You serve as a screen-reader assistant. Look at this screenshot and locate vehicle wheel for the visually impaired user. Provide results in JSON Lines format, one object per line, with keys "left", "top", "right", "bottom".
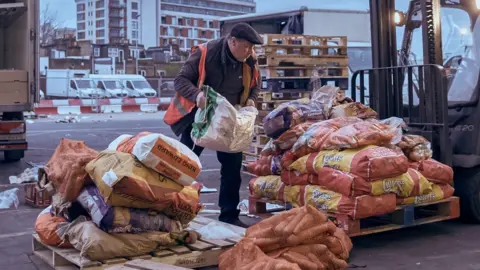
{"left": 3, "top": 111, "right": 24, "bottom": 121}
{"left": 4, "top": 150, "right": 24, "bottom": 162}
{"left": 455, "top": 167, "right": 480, "bottom": 223}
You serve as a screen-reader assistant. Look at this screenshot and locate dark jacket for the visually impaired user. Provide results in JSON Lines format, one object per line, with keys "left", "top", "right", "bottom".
{"left": 170, "top": 37, "right": 260, "bottom": 136}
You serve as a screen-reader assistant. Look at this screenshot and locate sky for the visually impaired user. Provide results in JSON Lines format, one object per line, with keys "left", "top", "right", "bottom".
{"left": 41, "top": 0, "right": 472, "bottom": 59}
{"left": 41, "top": 0, "right": 372, "bottom": 29}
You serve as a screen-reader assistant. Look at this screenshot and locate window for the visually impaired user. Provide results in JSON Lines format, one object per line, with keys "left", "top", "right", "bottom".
{"left": 96, "top": 20, "right": 104, "bottom": 28}
{"left": 178, "top": 18, "right": 184, "bottom": 25}
{"left": 172, "top": 17, "right": 177, "bottom": 25}
{"left": 188, "top": 29, "right": 192, "bottom": 37}
{"left": 77, "top": 32, "right": 85, "bottom": 39}
{"left": 96, "top": 39, "right": 105, "bottom": 44}
{"left": 132, "top": 21, "right": 138, "bottom": 30}
{"left": 132, "top": 2, "right": 138, "bottom": 10}
{"left": 168, "top": 27, "right": 174, "bottom": 36}
{"left": 132, "top": 30, "right": 138, "bottom": 39}
{"left": 193, "top": 28, "right": 197, "bottom": 38}
{"left": 70, "top": 80, "right": 77, "bottom": 90}
{"left": 96, "top": 29, "right": 105, "bottom": 37}
{"left": 161, "top": 16, "right": 166, "bottom": 24}
{"left": 77, "top": 13, "right": 85, "bottom": 21}
{"left": 96, "top": 0, "right": 104, "bottom": 8}
{"left": 132, "top": 11, "right": 138, "bottom": 19}
{"left": 193, "top": 19, "right": 198, "bottom": 27}
{"left": 96, "top": 10, "right": 104, "bottom": 17}
{"left": 77, "top": 22, "right": 85, "bottom": 30}
{"left": 93, "top": 47, "right": 100, "bottom": 57}
{"left": 193, "top": 40, "right": 198, "bottom": 46}
{"left": 77, "top": 3, "right": 85, "bottom": 11}
{"left": 126, "top": 81, "right": 134, "bottom": 89}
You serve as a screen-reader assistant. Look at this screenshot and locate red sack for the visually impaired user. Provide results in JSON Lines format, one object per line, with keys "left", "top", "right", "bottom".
{"left": 272, "top": 122, "right": 315, "bottom": 151}
{"left": 409, "top": 159, "right": 453, "bottom": 185}
{"left": 291, "top": 117, "right": 362, "bottom": 157}
{"left": 397, "top": 184, "right": 455, "bottom": 205}
{"left": 322, "top": 120, "right": 397, "bottom": 150}
{"left": 35, "top": 206, "right": 72, "bottom": 248}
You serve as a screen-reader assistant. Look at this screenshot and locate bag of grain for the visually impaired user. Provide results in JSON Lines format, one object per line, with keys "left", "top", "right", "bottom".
{"left": 397, "top": 184, "right": 455, "bottom": 205}
{"left": 284, "top": 185, "right": 397, "bottom": 220}
{"left": 249, "top": 176, "right": 285, "bottom": 202}
{"left": 289, "top": 145, "right": 409, "bottom": 181}
{"left": 85, "top": 151, "right": 201, "bottom": 225}
{"left": 409, "top": 159, "right": 454, "bottom": 185}
{"left": 108, "top": 132, "right": 202, "bottom": 186}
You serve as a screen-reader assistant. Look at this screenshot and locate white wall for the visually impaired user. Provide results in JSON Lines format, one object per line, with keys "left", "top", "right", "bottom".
{"left": 303, "top": 10, "right": 371, "bottom": 43}
{"left": 140, "top": 0, "right": 158, "bottom": 48}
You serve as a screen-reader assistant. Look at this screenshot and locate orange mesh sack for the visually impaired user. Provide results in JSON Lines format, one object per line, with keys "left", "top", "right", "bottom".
{"left": 397, "top": 184, "right": 455, "bottom": 205}
{"left": 245, "top": 205, "right": 339, "bottom": 252}
{"left": 108, "top": 132, "right": 202, "bottom": 186}
{"left": 267, "top": 244, "right": 349, "bottom": 270}
{"left": 249, "top": 176, "right": 285, "bottom": 201}
{"left": 35, "top": 206, "right": 72, "bottom": 248}
{"left": 330, "top": 102, "right": 378, "bottom": 119}
{"left": 85, "top": 151, "right": 201, "bottom": 225}
{"left": 247, "top": 155, "right": 273, "bottom": 176}
{"left": 285, "top": 185, "right": 397, "bottom": 220}
{"left": 218, "top": 238, "right": 301, "bottom": 270}
{"left": 322, "top": 120, "right": 398, "bottom": 150}
{"left": 272, "top": 121, "right": 315, "bottom": 151}
{"left": 409, "top": 159, "right": 454, "bottom": 185}
{"left": 44, "top": 138, "right": 99, "bottom": 204}
{"left": 291, "top": 117, "right": 362, "bottom": 157}
{"left": 289, "top": 145, "right": 409, "bottom": 181}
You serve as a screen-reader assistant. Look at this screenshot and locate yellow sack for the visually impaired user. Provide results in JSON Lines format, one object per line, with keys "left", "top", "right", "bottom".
{"left": 289, "top": 145, "right": 409, "bottom": 181}
{"left": 285, "top": 185, "right": 397, "bottom": 219}
{"left": 370, "top": 168, "right": 433, "bottom": 197}
{"left": 248, "top": 176, "right": 285, "bottom": 201}
{"left": 85, "top": 151, "right": 202, "bottom": 225}
{"left": 397, "top": 184, "right": 455, "bottom": 205}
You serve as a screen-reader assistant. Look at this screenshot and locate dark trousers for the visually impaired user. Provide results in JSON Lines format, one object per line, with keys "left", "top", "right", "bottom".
{"left": 180, "top": 125, "right": 243, "bottom": 222}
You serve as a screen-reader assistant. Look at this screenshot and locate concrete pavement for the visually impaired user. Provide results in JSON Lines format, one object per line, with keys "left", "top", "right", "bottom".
{"left": 0, "top": 112, "right": 479, "bottom": 270}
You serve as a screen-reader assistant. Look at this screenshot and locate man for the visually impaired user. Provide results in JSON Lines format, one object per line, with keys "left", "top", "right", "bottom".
{"left": 164, "top": 23, "right": 263, "bottom": 227}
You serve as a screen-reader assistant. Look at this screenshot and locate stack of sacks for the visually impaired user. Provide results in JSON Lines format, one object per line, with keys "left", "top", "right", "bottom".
{"left": 219, "top": 205, "right": 352, "bottom": 270}
{"left": 34, "top": 134, "right": 204, "bottom": 261}
{"left": 249, "top": 88, "right": 456, "bottom": 220}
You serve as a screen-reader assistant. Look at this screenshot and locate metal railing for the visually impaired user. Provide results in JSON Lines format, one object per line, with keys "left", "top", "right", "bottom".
{"left": 351, "top": 64, "right": 452, "bottom": 166}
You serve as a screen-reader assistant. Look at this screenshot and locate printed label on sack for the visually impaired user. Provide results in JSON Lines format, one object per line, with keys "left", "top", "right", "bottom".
{"left": 151, "top": 138, "right": 199, "bottom": 178}
{"left": 253, "top": 176, "right": 282, "bottom": 200}
{"left": 102, "top": 170, "right": 119, "bottom": 187}
{"left": 304, "top": 186, "right": 342, "bottom": 212}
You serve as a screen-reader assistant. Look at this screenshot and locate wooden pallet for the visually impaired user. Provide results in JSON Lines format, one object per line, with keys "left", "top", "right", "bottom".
{"left": 261, "top": 77, "right": 349, "bottom": 91}
{"left": 260, "top": 34, "right": 347, "bottom": 47}
{"left": 258, "top": 55, "right": 349, "bottom": 67}
{"left": 259, "top": 66, "right": 349, "bottom": 79}
{"left": 248, "top": 196, "right": 460, "bottom": 237}
{"left": 252, "top": 133, "right": 269, "bottom": 146}
{"left": 255, "top": 45, "right": 346, "bottom": 58}
{"left": 32, "top": 216, "right": 245, "bottom": 270}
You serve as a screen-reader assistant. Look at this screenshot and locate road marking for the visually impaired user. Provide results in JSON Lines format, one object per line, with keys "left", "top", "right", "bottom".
{"left": 0, "top": 230, "right": 35, "bottom": 239}
{"left": 202, "top": 168, "right": 220, "bottom": 172}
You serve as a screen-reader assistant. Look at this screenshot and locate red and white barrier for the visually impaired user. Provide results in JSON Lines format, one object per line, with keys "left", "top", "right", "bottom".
{"left": 34, "top": 98, "right": 172, "bottom": 115}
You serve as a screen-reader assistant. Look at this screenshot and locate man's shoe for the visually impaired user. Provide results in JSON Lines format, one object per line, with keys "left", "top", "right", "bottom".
{"left": 220, "top": 218, "right": 249, "bottom": 228}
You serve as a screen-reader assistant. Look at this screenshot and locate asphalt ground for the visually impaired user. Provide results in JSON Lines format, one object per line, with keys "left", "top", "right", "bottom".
{"left": 0, "top": 112, "right": 479, "bottom": 270}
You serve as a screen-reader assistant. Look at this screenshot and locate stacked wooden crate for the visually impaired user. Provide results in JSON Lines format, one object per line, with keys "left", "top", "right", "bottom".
{"left": 243, "top": 34, "right": 349, "bottom": 171}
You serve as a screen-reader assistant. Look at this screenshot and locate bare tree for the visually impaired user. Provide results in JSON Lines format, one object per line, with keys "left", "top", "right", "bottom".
{"left": 40, "top": 3, "right": 65, "bottom": 45}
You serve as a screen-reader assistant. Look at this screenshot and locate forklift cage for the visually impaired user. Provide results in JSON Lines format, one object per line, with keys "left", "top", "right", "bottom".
{"left": 351, "top": 64, "right": 452, "bottom": 166}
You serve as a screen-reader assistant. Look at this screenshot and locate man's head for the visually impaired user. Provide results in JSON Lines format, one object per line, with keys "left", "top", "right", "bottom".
{"left": 228, "top": 23, "right": 263, "bottom": 62}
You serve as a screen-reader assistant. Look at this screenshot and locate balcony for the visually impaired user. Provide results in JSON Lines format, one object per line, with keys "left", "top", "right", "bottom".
{"left": 110, "top": 37, "right": 129, "bottom": 45}
{"left": 109, "top": 11, "right": 123, "bottom": 18}
{"left": 109, "top": 22, "right": 124, "bottom": 28}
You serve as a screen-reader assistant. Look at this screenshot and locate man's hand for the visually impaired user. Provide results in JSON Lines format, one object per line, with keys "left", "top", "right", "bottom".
{"left": 196, "top": 91, "right": 206, "bottom": 109}
{"left": 246, "top": 99, "right": 255, "bottom": 107}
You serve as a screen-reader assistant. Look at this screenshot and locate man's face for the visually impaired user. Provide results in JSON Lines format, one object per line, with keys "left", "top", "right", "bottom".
{"left": 229, "top": 37, "right": 254, "bottom": 62}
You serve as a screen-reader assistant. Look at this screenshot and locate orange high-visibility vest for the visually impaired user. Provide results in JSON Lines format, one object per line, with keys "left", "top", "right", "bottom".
{"left": 164, "top": 43, "right": 260, "bottom": 126}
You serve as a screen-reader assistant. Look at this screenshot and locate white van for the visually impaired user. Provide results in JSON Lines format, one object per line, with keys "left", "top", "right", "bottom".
{"left": 89, "top": 75, "right": 130, "bottom": 98}
{"left": 106, "top": 75, "right": 157, "bottom": 97}
{"left": 46, "top": 69, "right": 106, "bottom": 99}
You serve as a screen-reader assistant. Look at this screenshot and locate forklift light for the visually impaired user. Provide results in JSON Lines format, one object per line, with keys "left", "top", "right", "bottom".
{"left": 394, "top": 10, "right": 406, "bottom": 27}
{"left": 460, "top": 28, "right": 469, "bottom": 35}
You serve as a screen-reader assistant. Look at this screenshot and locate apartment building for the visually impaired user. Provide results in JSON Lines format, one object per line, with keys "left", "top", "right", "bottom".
{"left": 75, "top": 0, "right": 154, "bottom": 46}
{"left": 158, "top": 0, "right": 256, "bottom": 50}
{"left": 75, "top": 0, "right": 256, "bottom": 51}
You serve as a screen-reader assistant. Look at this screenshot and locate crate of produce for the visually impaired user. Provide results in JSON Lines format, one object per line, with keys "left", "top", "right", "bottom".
{"left": 24, "top": 183, "right": 51, "bottom": 208}
{"left": 33, "top": 216, "right": 245, "bottom": 270}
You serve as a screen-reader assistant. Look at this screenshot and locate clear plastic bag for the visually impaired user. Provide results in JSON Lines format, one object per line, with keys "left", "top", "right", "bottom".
{"left": 0, "top": 188, "right": 19, "bottom": 209}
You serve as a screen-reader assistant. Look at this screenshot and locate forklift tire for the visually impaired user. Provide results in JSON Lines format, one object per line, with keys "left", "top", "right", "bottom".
{"left": 455, "top": 168, "right": 480, "bottom": 223}
{"left": 4, "top": 150, "right": 24, "bottom": 162}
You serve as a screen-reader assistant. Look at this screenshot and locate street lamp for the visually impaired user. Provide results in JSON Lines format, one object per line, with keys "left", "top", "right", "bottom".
{"left": 134, "top": 13, "right": 141, "bottom": 75}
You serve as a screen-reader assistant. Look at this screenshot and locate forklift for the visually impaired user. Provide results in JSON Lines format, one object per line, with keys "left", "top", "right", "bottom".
{"left": 352, "top": 0, "right": 480, "bottom": 222}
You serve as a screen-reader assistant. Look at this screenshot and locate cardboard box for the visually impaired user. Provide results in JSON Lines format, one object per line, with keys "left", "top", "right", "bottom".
{"left": 0, "top": 70, "right": 28, "bottom": 105}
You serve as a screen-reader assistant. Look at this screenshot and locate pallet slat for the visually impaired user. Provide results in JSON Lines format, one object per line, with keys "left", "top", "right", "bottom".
{"left": 248, "top": 196, "right": 460, "bottom": 237}
{"left": 33, "top": 216, "right": 245, "bottom": 270}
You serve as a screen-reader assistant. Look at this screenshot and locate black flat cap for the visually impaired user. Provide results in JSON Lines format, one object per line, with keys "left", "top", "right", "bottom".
{"left": 230, "top": 22, "right": 263, "bottom": 45}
